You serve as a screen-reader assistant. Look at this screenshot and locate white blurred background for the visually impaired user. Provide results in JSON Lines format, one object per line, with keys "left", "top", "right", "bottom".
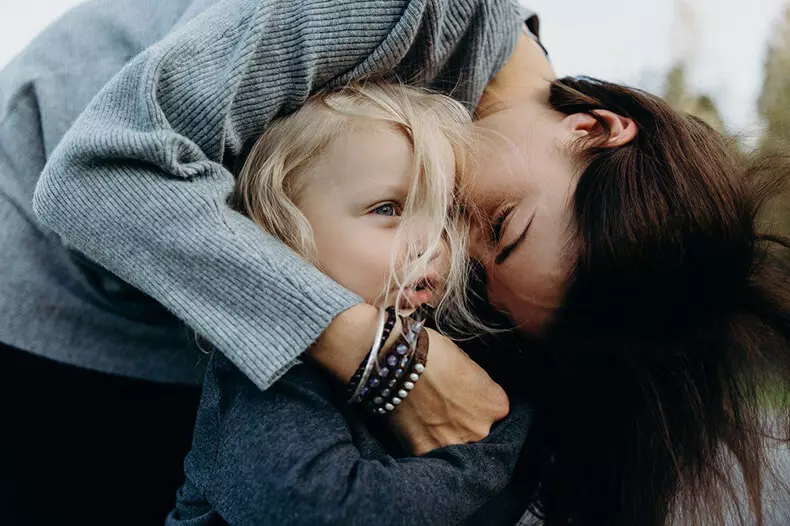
{"left": 1, "top": 1, "right": 85, "bottom": 66}
{"left": 1, "top": 0, "right": 788, "bottom": 138}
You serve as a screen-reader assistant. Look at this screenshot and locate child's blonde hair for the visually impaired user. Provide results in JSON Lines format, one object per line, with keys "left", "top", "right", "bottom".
{"left": 232, "top": 83, "right": 478, "bottom": 331}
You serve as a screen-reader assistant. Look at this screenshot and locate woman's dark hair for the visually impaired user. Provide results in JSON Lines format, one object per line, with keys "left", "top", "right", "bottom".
{"left": 494, "top": 77, "right": 790, "bottom": 525}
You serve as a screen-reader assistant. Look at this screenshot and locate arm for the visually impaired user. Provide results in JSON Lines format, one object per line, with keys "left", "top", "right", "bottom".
{"left": 309, "top": 304, "right": 511, "bottom": 455}
{"left": 195, "top": 356, "right": 532, "bottom": 526}
{"left": 33, "top": 0, "right": 526, "bottom": 390}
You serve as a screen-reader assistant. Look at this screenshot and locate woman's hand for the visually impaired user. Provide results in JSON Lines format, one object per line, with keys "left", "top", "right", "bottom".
{"left": 309, "top": 304, "right": 510, "bottom": 456}
{"left": 387, "top": 328, "right": 510, "bottom": 456}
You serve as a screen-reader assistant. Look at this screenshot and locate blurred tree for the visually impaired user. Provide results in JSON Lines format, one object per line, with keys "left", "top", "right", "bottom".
{"left": 663, "top": 0, "right": 727, "bottom": 133}
{"left": 663, "top": 64, "right": 688, "bottom": 108}
{"left": 758, "top": 4, "right": 790, "bottom": 153}
{"left": 757, "top": 4, "right": 790, "bottom": 234}
{"left": 662, "top": 63, "right": 726, "bottom": 133}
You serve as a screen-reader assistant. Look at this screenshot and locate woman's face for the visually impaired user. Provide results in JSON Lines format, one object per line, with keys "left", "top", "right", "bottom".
{"left": 468, "top": 105, "right": 579, "bottom": 333}
{"left": 468, "top": 104, "right": 638, "bottom": 334}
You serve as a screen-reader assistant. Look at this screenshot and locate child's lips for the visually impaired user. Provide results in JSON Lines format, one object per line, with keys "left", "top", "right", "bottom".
{"left": 399, "top": 287, "right": 434, "bottom": 309}
{"left": 399, "top": 274, "right": 440, "bottom": 309}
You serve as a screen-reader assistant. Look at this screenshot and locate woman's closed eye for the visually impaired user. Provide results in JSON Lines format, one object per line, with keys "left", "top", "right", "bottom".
{"left": 490, "top": 205, "right": 515, "bottom": 244}
{"left": 488, "top": 203, "right": 535, "bottom": 265}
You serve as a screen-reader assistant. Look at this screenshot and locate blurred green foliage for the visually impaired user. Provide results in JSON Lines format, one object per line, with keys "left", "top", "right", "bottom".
{"left": 662, "top": 5, "right": 790, "bottom": 235}
{"left": 759, "top": 5, "right": 790, "bottom": 154}
{"left": 663, "top": 64, "right": 726, "bottom": 133}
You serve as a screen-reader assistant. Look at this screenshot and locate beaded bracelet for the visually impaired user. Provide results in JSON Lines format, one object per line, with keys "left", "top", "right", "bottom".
{"left": 347, "top": 306, "right": 396, "bottom": 403}
{"left": 366, "top": 329, "right": 428, "bottom": 415}
{"left": 347, "top": 304, "right": 431, "bottom": 415}
{"left": 348, "top": 305, "right": 424, "bottom": 403}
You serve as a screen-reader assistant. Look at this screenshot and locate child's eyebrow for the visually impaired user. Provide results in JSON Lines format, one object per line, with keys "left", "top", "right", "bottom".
{"left": 362, "top": 176, "right": 411, "bottom": 200}
{"left": 342, "top": 179, "right": 409, "bottom": 211}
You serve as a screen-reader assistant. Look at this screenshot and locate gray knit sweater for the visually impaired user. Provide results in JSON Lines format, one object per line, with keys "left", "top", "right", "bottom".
{"left": 4, "top": 0, "right": 530, "bottom": 387}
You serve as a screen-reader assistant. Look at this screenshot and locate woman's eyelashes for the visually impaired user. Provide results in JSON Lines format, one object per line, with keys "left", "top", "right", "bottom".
{"left": 490, "top": 205, "right": 515, "bottom": 244}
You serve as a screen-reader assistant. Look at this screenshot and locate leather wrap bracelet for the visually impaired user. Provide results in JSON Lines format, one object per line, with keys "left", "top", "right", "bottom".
{"left": 346, "top": 304, "right": 431, "bottom": 415}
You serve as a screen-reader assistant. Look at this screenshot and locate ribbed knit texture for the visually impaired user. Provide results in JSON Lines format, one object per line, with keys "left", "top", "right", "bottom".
{"left": 0, "top": 0, "right": 208, "bottom": 384}
{"left": 30, "top": 0, "right": 529, "bottom": 389}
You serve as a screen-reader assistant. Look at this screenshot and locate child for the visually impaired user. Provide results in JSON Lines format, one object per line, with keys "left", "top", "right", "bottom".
{"left": 166, "top": 84, "right": 531, "bottom": 526}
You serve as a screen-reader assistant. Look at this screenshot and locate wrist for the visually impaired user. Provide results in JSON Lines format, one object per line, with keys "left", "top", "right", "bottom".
{"left": 308, "top": 303, "right": 380, "bottom": 382}
{"left": 347, "top": 306, "right": 431, "bottom": 414}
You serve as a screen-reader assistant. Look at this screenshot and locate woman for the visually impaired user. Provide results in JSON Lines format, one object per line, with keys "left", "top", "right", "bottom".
{"left": 467, "top": 35, "right": 790, "bottom": 524}
{"left": 1, "top": 0, "right": 535, "bottom": 523}
{"left": 166, "top": 34, "right": 790, "bottom": 524}
{"left": 7, "top": 0, "right": 789, "bottom": 523}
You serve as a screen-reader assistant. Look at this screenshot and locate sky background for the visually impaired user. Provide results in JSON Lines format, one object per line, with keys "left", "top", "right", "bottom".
{"left": 1, "top": 0, "right": 787, "bottom": 135}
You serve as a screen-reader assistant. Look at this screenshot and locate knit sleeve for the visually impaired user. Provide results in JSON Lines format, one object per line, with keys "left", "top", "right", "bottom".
{"left": 33, "top": 0, "right": 526, "bottom": 389}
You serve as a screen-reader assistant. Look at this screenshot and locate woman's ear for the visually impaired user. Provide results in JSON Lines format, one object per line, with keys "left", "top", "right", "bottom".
{"left": 566, "top": 110, "right": 638, "bottom": 147}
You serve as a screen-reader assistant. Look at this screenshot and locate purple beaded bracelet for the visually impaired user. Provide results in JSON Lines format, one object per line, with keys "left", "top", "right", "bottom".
{"left": 365, "top": 330, "right": 428, "bottom": 415}
{"left": 348, "top": 304, "right": 431, "bottom": 414}
{"left": 347, "top": 307, "right": 396, "bottom": 403}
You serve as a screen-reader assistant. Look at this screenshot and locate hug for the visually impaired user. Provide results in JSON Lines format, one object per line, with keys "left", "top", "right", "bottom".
{"left": 2, "top": 0, "right": 789, "bottom": 525}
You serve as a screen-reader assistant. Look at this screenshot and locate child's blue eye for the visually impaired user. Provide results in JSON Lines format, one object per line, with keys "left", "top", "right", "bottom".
{"left": 372, "top": 203, "right": 398, "bottom": 216}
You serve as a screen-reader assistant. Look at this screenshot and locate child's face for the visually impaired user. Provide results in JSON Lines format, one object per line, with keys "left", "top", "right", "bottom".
{"left": 297, "top": 121, "right": 452, "bottom": 308}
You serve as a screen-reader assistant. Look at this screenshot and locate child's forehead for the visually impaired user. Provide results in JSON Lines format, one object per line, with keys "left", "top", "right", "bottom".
{"left": 301, "top": 116, "right": 458, "bottom": 206}
{"left": 329, "top": 120, "right": 450, "bottom": 173}
{"left": 330, "top": 122, "right": 411, "bottom": 170}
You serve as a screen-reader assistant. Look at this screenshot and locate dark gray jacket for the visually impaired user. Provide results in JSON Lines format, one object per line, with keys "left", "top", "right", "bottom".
{"left": 167, "top": 353, "right": 535, "bottom": 526}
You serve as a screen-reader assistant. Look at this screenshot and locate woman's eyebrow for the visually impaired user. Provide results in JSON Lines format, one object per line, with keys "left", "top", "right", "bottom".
{"left": 495, "top": 213, "right": 535, "bottom": 265}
